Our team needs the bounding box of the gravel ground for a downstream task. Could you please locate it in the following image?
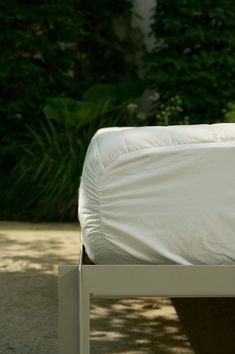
[1,222,235,354]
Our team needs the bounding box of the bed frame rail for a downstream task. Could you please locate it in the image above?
[58,247,235,354]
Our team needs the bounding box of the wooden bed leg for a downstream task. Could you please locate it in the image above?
[58,265,79,354]
[79,285,90,354]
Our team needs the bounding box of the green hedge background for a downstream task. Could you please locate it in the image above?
[1,0,234,221]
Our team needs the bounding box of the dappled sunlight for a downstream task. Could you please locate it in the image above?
[91,330,128,341]
[90,295,235,353]
[0,222,80,274]
[90,297,194,354]
[2,222,235,353]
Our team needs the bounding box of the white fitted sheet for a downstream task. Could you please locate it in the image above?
[78,124,235,264]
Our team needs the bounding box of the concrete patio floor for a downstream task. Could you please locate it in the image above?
[1,222,235,354]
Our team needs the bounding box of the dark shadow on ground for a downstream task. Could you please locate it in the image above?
[172,298,235,354]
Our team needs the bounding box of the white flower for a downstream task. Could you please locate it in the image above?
[176,106,183,112]
[150,92,160,102]
[127,103,138,113]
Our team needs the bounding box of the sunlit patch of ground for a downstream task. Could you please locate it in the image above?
[0,222,80,274]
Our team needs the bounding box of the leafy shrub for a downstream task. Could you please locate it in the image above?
[0,0,140,164]
[224,103,235,123]
[0,0,138,124]
[3,122,83,221]
[0,0,83,189]
[0,1,82,125]
[0,0,143,220]
[74,1,142,84]
[3,82,145,221]
[147,0,235,124]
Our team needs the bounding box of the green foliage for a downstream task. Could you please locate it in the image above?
[3,81,145,221]
[148,92,188,125]
[43,98,98,129]
[0,0,139,164]
[44,81,146,127]
[0,0,83,183]
[74,1,141,84]
[0,0,143,220]
[147,0,235,124]
[3,121,85,221]
[0,0,138,124]
[0,0,82,122]
[224,103,235,123]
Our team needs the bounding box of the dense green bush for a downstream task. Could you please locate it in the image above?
[0,1,82,134]
[0,0,137,121]
[0,0,139,167]
[3,82,145,221]
[0,0,143,220]
[147,0,235,125]
[74,2,141,84]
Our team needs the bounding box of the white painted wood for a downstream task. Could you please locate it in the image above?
[80,286,90,354]
[58,265,80,354]
[82,264,235,297]
[59,248,235,354]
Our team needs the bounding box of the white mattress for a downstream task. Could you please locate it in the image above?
[78,124,235,265]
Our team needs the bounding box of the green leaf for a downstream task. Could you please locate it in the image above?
[43,97,97,129]
[116,80,145,101]
[82,84,117,101]
[225,103,235,123]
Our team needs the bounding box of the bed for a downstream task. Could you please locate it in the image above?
[59,124,235,354]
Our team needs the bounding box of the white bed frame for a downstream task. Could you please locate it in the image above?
[58,246,235,354]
